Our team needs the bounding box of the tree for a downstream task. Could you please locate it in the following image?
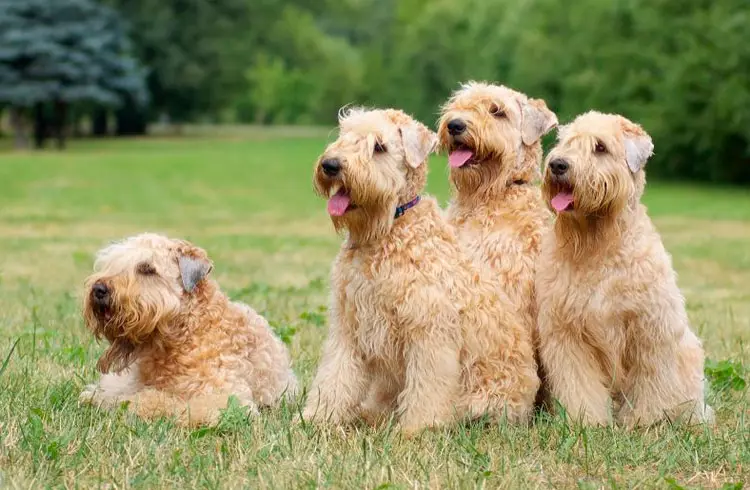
[0,0,147,148]
[103,0,262,127]
[508,0,750,183]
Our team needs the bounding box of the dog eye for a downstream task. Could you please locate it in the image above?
[594,141,607,154]
[374,142,387,153]
[489,103,506,118]
[136,262,157,275]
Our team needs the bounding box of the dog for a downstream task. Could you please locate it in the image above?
[79,233,298,426]
[301,107,539,434]
[438,81,557,340]
[536,111,713,426]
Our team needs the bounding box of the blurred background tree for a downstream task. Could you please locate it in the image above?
[0,0,747,183]
[0,0,147,148]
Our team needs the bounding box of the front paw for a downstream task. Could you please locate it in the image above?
[299,407,324,424]
[299,405,352,426]
[397,423,426,439]
[79,384,100,405]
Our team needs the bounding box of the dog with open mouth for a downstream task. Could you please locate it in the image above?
[437,82,558,343]
[304,107,539,434]
[536,111,714,427]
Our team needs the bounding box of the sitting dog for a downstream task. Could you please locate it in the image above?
[79,233,298,426]
[438,81,557,339]
[302,107,539,434]
[536,112,713,426]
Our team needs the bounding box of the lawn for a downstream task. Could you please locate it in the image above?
[0,132,748,489]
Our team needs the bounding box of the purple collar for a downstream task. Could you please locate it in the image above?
[394,196,421,219]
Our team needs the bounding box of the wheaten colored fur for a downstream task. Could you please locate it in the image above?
[536,111,713,427]
[438,82,557,341]
[79,233,297,426]
[302,107,539,434]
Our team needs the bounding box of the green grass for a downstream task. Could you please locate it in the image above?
[0,134,747,489]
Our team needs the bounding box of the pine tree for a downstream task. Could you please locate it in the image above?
[0,0,147,148]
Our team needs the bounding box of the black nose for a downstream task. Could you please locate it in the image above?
[447,119,466,135]
[549,158,569,176]
[92,282,109,302]
[321,158,341,177]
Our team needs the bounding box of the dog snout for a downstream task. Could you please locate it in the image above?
[92,281,110,304]
[549,158,569,176]
[320,158,342,177]
[447,119,466,136]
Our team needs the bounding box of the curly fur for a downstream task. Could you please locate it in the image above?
[437,82,557,342]
[79,233,298,426]
[303,108,539,434]
[536,112,714,427]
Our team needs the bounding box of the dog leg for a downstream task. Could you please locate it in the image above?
[397,340,461,435]
[123,389,246,427]
[359,375,400,427]
[541,331,612,425]
[618,318,713,427]
[302,326,368,425]
[79,366,142,408]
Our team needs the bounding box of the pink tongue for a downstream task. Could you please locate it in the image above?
[327,190,351,217]
[551,192,574,212]
[449,149,473,168]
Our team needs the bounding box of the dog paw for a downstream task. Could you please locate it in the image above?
[78,385,100,405]
[298,409,320,424]
[397,423,424,439]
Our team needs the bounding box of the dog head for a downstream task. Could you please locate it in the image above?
[83,233,214,373]
[438,81,557,195]
[543,111,653,218]
[314,107,437,241]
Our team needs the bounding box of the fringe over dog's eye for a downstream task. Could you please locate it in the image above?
[489,103,506,118]
[594,141,607,154]
[374,141,387,153]
[136,262,157,275]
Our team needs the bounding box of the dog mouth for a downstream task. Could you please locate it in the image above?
[93,304,114,322]
[326,182,358,217]
[550,184,575,212]
[448,143,478,168]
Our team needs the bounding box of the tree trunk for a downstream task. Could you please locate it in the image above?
[72,109,84,138]
[115,101,148,136]
[92,108,108,137]
[10,107,29,149]
[34,102,47,149]
[53,100,67,150]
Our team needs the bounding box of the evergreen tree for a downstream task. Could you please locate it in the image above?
[0,0,147,148]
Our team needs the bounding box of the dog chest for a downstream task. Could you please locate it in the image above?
[539,259,629,340]
[337,259,406,364]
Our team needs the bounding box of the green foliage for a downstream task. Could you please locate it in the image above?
[229,0,750,183]
[0,0,147,107]
[4,0,748,180]
[705,358,747,394]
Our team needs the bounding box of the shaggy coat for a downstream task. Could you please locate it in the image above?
[80,233,297,426]
[536,112,713,426]
[438,82,557,340]
[303,108,539,434]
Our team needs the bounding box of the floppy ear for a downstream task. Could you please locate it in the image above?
[178,255,213,293]
[619,117,654,173]
[399,122,438,169]
[623,133,653,173]
[521,98,558,146]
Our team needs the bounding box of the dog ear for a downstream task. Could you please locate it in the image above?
[178,255,213,293]
[619,117,654,173]
[521,98,558,146]
[399,122,438,169]
[623,135,653,173]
